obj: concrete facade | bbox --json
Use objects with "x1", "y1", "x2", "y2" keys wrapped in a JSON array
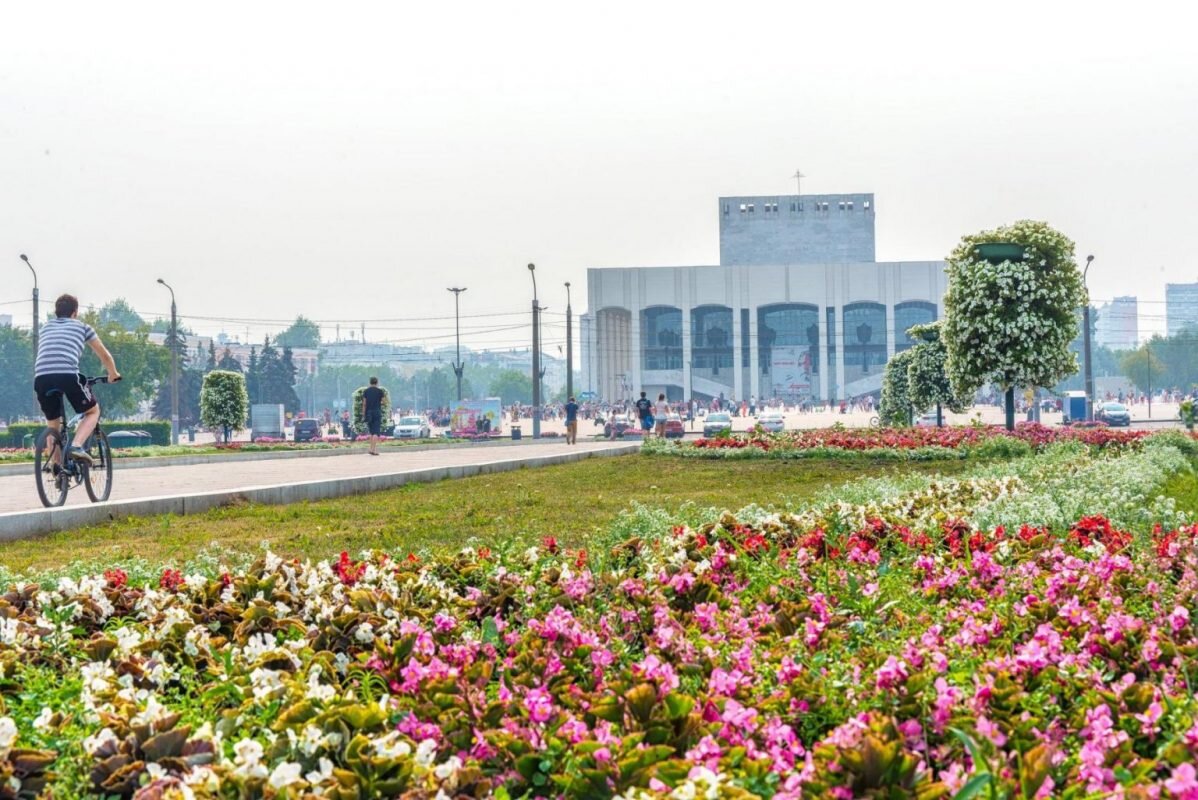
[
  {"x1": 1166, "y1": 282, "x2": 1198, "y2": 336},
  {"x1": 719, "y1": 193, "x2": 876, "y2": 266}
]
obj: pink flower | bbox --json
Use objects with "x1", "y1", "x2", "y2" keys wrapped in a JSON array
[
  {"x1": 524, "y1": 687, "x2": 556, "y2": 724},
  {"x1": 1170, "y1": 605, "x2": 1191, "y2": 634},
  {"x1": 874, "y1": 656, "x2": 909, "y2": 691},
  {"x1": 1166, "y1": 763, "x2": 1198, "y2": 799}
]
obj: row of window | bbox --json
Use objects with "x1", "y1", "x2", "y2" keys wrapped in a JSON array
[{"x1": 726, "y1": 199, "x2": 873, "y2": 215}]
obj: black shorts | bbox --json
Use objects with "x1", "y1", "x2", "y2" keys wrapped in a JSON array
[
  {"x1": 34, "y1": 373, "x2": 97, "y2": 420},
  {"x1": 365, "y1": 410, "x2": 382, "y2": 435}
]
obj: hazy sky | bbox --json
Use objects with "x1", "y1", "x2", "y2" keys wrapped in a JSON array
[{"x1": 4, "y1": 0, "x2": 1195, "y2": 351}]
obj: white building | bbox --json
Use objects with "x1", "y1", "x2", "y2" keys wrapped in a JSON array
[
  {"x1": 581, "y1": 193, "x2": 947, "y2": 403},
  {"x1": 1094, "y1": 296, "x2": 1139, "y2": 350}
]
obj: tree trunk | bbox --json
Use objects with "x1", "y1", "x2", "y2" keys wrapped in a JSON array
[
  {"x1": 936, "y1": 403, "x2": 943, "y2": 428},
  {"x1": 1005, "y1": 387, "x2": 1016, "y2": 431}
]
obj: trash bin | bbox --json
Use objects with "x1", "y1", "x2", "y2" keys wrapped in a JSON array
[
  {"x1": 22, "y1": 433, "x2": 34, "y2": 449},
  {"x1": 511, "y1": 425, "x2": 522, "y2": 441},
  {"x1": 187, "y1": 428, "x2": 195, "y2": 443}
]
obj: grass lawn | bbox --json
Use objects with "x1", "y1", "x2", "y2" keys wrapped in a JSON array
[{"x1": 0, "y1": 455, "x2": 965, "y2": 574}]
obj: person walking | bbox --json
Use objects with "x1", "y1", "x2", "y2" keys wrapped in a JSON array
[
  {"x1": 565, "y1": 395, "x2": 579, "y2": 444},
  {"x1": 635, "y1": 391, "x2": 653, "y2": 434},
  {"x1": 654, "y1": 393, "x2": 669, "y2": 438},
  {"x1": 361, "y1": 376, "x2": 385, "y2": 456}
]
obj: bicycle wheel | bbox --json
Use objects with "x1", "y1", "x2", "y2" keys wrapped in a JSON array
[
  {"x1": 84, "y1": 429, "x2": 113, "y2": 503},
  {"x1": 34, "y1": 428, "x2": 69, "y2": 508}
]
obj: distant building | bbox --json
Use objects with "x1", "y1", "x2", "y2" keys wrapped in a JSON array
[
  {"x1": 0, "y1": 314, "x2": 12, "y2": 328},
  {"x1": 582, "y1": 192, "x2": 945, "y2": 403},
  {"x1": 1094, "y1": 296, "x2": 1138, "y2": 350},
  {"x1": 1166, "y1": 282, "x2": 1198, "y2": 336}
]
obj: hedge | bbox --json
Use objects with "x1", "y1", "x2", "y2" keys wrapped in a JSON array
[{"x1": 3, "y1": 420, "x2": 174, "y2": 447}]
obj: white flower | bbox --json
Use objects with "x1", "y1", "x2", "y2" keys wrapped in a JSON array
[
  {"x1": 249, "y1": 667, "x2": 285, "y2": 702},
  {"x1": 433, "y1": 755, "x2": 463, "y2": 781},
  {"x1": 31, "y1": 707, "x2": 54, "y2": 732},
  {"x1": 354, "y1": 622, "x2": 375, "y2": 644},
  {"x1": 414, "y1": 737, "x2": 438, "y2": 767},
  {"x1": 373, "y1": 731, "x2": 412, "y2": 760},
  {"x1": 82, "y1": 727, "x2": 119, "y2": 756},
  {"x1": 305, "y1": 666, "x2": 336, "y2": 702},
  {"x1": 0, "y1": 717, "x2": 18, "y2": 756},
  {"x1": 233, "y1": 738, "x2": 268, "y2": 779},
  {"x1": 305, "y1": 757, "x2": 335, "y2": 785},
  {"x1": 268, "y1": 761, "x2": 305, "y2": 789}
]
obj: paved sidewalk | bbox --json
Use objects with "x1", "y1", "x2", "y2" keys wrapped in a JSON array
[{"x1": 0, "y1": 440, "x2": 631, "y2": 515}]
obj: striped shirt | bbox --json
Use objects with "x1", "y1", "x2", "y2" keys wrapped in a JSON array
[{"x1": 35, "y1": 317, "x2": 97, "y2": 377}]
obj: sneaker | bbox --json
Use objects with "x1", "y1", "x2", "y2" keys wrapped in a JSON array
[{"x1": 67, "y1": 446, "x2": 94, "y2": 466}]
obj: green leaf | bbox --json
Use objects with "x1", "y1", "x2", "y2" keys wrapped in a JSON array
[
  {"x1": 949, "y1": 727, "x2": 989, "y2": 775},
  {"x1": 663, "y1": 693, "x2": 695, "y2": 720},
  {"x1": 952, "y1": 774, "x2": 993, "y2": 800},
  {"x1": 481, "y1": 616, "x2": 501, "y2": 646}
]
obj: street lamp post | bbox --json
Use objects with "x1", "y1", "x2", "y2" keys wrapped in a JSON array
[
  {"x1": 157, "y1": 279, "x2": 180, "y2": 445},
  {"x1": 564, "y1": 281, "x2": 573, "y2": 402},
  {"x1": 447, "y1": 287, "x2": 467, "y2": 402},
  {"x1": 1082, "y1": 255, "x2": 1095, "y2": 421},
  {"x1": 528, "y1": 263, "x2": 541, "y2": 438},
  {"x1": 18, "y1": 255, "x2": 39, "y2": 356}
]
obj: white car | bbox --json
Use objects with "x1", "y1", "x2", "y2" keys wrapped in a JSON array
[
  {"x1": 914, "y1": 411, "x2": 941, "y2": 427},
  {"x1": 755, "y1": 411, "x2": 785, "y2": 432},
  {"x1": 393, "y1": 415, "x2": 431, "y2": 439}
]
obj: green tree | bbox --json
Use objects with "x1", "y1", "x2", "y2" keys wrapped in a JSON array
[
  {"x1": 0, "y1": 325, "x2": 34, "y2": 422},
  {"x1": 79, "y1": 311, "x2": 168, "y2": 417},
  {"x1": 1119, "y1": 345, "x2": 1165, "y2": 393},
  {"x1": 98, "y1": 298, "x2": 146, "y2": 331},
  {"x1": 246, "y1": 347, "x2": 259, "y2": 403},
  {"x1": 488, "y1": 370, "x2": 533, "y2": 405},
  {"x1": 942, "y1": 221, "x2": 1086, "y2": 430},
  {"x1": 152, "y1": 368, "x2": 203, "y2": 428},
  {"x1": 879, "y1": 348, "x2": 916, "y2": 427},
  {"x1": 275, "y1": 316, "x2": 321, "y2": 348},
  {"x1": 217, "y1": 347, "x2": 242, "y2": 372},
  {"x1": 905, "y1": 322, "x2": 968, "y2": 425},
  {"x1": 205, "y1": 340, "x2": 217, "y2": 372},
  {"x1": 200, "y1": 370, "x2": 249, "y2": 443}
]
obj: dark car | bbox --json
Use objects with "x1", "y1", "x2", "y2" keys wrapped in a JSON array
[
  {"x1": 1096, "y1": 402, "x2": 1131, "y2": 427},
  {"x1": 293, "y1": 418, "x2": 323, "y2": 442}
]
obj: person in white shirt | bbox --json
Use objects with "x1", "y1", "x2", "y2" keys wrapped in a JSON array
[{"x1": 654, "y1": 393, "x2": 669, "y2": 438}]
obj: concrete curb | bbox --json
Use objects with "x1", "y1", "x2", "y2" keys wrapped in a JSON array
[
  {"x1": 0, "y1": 443, "x2": 641, "y2": 542},
  {"x1": 0, "y1": 435, "x2": 617, "y2": 478}
]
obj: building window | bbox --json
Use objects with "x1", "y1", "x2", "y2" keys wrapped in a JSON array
[
  {"x1": 724, "y1": 204, "x2": 730, "y2": 216},
  {"x1": 748, "y1": 204, "x2": 755, "y2": 213},
  {"x1": 740, "y1": 203, "x2": 747, "y2": 213},
  {"x1": 846, "y1": 201, "x2": 854, "y2": 210},
  {"x1": 894, "y1": 301, "x2": 938, "y2": 351},
  {"x1": 798, "y1": 202, "x2": 804, "y2": 212},
  {"x1": 789, "y1": 202, "x2": 796, "y2": 212},
  {"x1": 741, "y1": 308, "x2": 750, "y2": 368},
  {"x1": 863, "y1": 200, "x2": 871, "y2": 210}
]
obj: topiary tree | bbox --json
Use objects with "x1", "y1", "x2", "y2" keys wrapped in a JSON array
[
  {"x1": 905, "y1": 321, "x2": 968, "y2": 427},
  {"x1": 879, "y1": 348, "x2": 917, "y2": 427},
  {"x1": 352, "y1": 385, "x2": 391, "y2": 436},
  {"x1": 200, "y1": 370, "x2": 249, "y2": 444},
  {"x1": 942, "y1": 220, "x2": 1086, "y2": 430}
]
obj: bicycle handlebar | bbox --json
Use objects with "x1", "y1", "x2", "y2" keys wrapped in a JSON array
[{"x1": 85, "y1": 375, "x2": 122, "y2": 386}]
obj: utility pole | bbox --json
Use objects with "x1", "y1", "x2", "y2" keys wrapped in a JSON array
[
  {"x1": 528, "y1": 263, "x2": 541, "y2": 438},
  {"x1": 564, "y1": 281, "x2": 573, "y2": 401},
  {"x1": 157, "y1": 279, "x2": 180, "y2": 445},
  {"x1": 1082, "y1": 255, "x2": 1095, "y2": 421},
  {"x1": 792, "y1": 168, "x2": 805, "y2": 196},
  {"x1": 18, "y1": 256, "x2": 39, "y2": 414},
  {"x1": 447, "y1": 287, "x2": 467, "y2": 401}
]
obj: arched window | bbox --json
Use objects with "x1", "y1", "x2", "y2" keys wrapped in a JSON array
[
  {"x1": 641, "y1": 306, "x2": 683, "y2": 370},
  {"x1": 894, "y1": 301, "x2": 938, "y2": 351},
  {"x1": 842, "y1": 302, "x2": 887, "y2": 383},
  {"x1": 757, "y1": 303, "x2": 820, "y2": 377},
  {"x1": 692, "y1": 305, "x2": 733, "y2": 375}
]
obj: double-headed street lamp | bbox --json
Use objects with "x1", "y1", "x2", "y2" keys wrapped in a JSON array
[
  {"x1": 447, "y1": 287, "x2": 467, "y2": 402},
  {"x1": 18, "y1": 255, "x2": 39, "y2": 354},
  {"x1": 1082, "y1": 254, "x2": 1095, "y2": 421},
  {"x1": 157, "y1": 279, "x2": 180, "y2": 445},
  {"x1": 564, "y1": 281, "x2": 573, "y2": 402}
]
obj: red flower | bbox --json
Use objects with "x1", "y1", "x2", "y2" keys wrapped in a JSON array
[
  {"x1": 159, "y1": 569, "x2": 184, "y2": 591},
  {"x1": 103, "y1": 568, "x2": 127, "y2": 589},
  {"x1": 335, "y1": 551, "x2": 366, "y2": 586},
  {"x1": 542, "y1": 536, "x2": 559, "y2": 555}
]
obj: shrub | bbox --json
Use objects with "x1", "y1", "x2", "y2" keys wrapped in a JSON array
[{"x1": 200, "y1": 370, "x2": 249, "y2": 444}]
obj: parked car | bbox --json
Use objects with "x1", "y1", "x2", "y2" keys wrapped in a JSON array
[
  {"x1": 394, "y1": 415, "x2": 431, "y2": 439},
  {"x1": 1096, "y1": 402, "x2": 1131, "y2": 427},
  {"x1": 292, "y1": 418, "x2": 323, "y2": 442},
  {"x1": 703, "y1": 412, "x2": 733, "y2": 438},
  {"x1": 914, "y1": 410, "x2": 941, "y2": 427},
  {"x1": 663, "y1": 413, "x2": 685, "y2": 439},
  {"x1": 755, "y1": 410, "x2": 785, "y2": 433}
]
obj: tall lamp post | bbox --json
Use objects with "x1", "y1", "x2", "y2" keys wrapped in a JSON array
[
  {"x1": 564, "y1": 281, "x2": 573, "y2": 401},
  {"x1": 157, "y1": 279, "x2": 180, "y2": 445},
  {"x1": 528, "y1": 263, "x2": 541, "y2": 438},
  {"x1": 1082, "y1": 254, "x2": 1095, "y2": 421},
  {"x1": 447, "y1": 287, "x2": 467, "y2": 402},
  {"x1": 18, "y1": 255, "x2": 39, "y2": 355}
]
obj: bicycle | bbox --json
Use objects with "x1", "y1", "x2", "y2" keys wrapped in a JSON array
[{"x1": 33, "y1": 375, "x2": 118, "y2": 508}]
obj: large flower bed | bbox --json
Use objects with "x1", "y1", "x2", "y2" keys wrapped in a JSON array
[
  {"x1": 645, "y1": 423, "x2": 1168, "y2": 461},
  {"x1": 1, "y1": 443, "x2": 1197, "y2": 798}
]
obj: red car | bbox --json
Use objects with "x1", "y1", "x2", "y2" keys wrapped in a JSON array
[{"x1": 663, "y1": 414, "x2": 685, "y2": 439}]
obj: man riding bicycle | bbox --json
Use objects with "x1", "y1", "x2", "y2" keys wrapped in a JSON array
[{"x1": 34, "y1": 294, "x2": 120, "y2": 466}]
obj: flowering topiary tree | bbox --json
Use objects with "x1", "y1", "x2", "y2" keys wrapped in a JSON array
[
  {"x1": 906, "y1": 322, "x2": 968, "y2": 426},
  {"x1": 200, "y1": 370, "x2": 249, "y2": 444},
  {"x1": 942, "y1": 220, "x2": 1086, "y2": 430},
  {"x1": 879, "y1": 348, "x2": 916, "y2": 427}
]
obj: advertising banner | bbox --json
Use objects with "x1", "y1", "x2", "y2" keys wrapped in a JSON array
[
  {"x1": 770, "y1": 346, "x2": 814, "y2": 400},
  {"x1": 450, "y1": 397, "x2": 503, "y2": 436}
]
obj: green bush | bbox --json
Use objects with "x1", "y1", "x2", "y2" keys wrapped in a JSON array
[
  {"x1": 966, "y1": 435, "x2": 1034, "y2": 460},
  {"x1": 3, "y1": 420, "x2": 173, "y2": 447}
]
